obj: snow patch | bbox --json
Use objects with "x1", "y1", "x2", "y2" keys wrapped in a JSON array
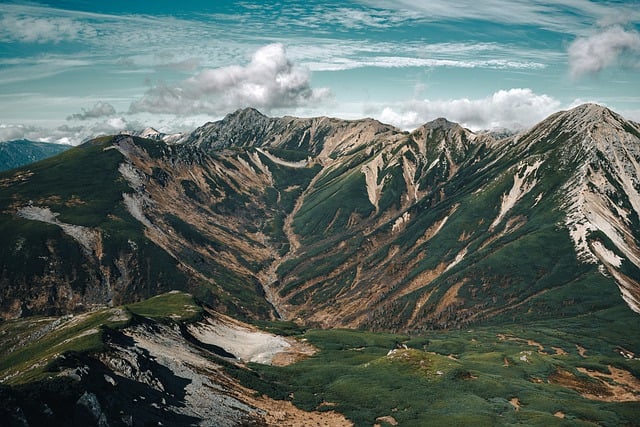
[{"x1": 445, "y1": 247, "x2": 468, "y2": 272}]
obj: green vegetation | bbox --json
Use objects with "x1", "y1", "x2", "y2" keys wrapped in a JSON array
[
  {"x1": 1, "y1": 292, "x2": 639, "y2": 426},
  {"x1": 236, "y1": 308, "x2": 640, "y2": 426},
  {"x1": 0, "y1": 292, "x2": 200, "y2": 385},
  {"x1": 125, "y1": 291, "x2": 202, "y2": 321},
  {"x1": 0, "y1": 310, "x2": 127, "y2": 385}
]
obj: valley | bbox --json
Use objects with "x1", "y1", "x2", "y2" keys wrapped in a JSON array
[{"x1": 1, "y1": 104, "x2": 639, "y2": 425}]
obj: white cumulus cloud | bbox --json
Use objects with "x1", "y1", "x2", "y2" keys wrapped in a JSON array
[
  {"x1": 130, "y1": 43, "x2": 330, "y2": 115},
  {"x1": 376, "y1": 88, "x2": 561, "y2": 130},
  {"x1": 569, "y1": 26, "x2": 640, "y2": 78}
]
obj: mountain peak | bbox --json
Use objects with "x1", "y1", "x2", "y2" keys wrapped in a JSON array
[
  {"x1": 422, "y1": 117, "x2": 464, "y2": 131},
  {"x1": 558, "y1": 103, "x2": 625, "y2": 129},
  {"x1": 223, "y1": 107, "x2": 267, "y2": 121}
]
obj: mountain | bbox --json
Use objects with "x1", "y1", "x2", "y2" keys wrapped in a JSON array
[
  {"x1": 1, "y1": 105, "x2": 639, "y2": 328},
  {"x1": 1, "y1": 104, "x2": 640, "y2": 425},
  {"x1": 0, "y1": 140, "x2": 71, "y2": 172}
]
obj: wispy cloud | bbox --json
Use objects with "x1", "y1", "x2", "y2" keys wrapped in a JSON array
[
  {"x1": 358, "y1": 0, "x2": 639, "y2": 34},
  {"x1": 569, "y1": 26, "x2": 640, "y2": 78},
  {"x1": 374, "y1": 88, "x2": 561, "y2": 130},
  {"x1": 305, "y1": 56, "x2": 545, "y2": 72},
  {"x1": 129, "y1": 44, "x2": 330, "y2": 115},
  {"x1": 0, "y1": 13, "x2": 96, "y2": 43}
]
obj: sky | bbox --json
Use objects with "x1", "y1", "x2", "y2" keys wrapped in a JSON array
[{"x1": 1, "y1": 0, "x2": 639, "y2": 145}]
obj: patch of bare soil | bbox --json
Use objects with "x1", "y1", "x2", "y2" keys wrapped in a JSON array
[
  {"x1": 554, "y1": 411, "x2": 565, "y2": 418},
  {"x1": 496, "y1": 334, "x2": 547, "y2": 354},
  {"x1": 576, "y1": 366, "x2": 640, "y2": 402},
  {"x1": 248, "y1": 395, "x2": 353, "y2": 427},
  {"x1": 271, "y1": 339, "x2": 316, "y2": 367},
  {"x1": 549, "y1": 366, "x2": 640, "y2": 402},
  {"x1": 576, "y1": 345, "x2": 588, "y2": 358},
  {"x1": 432, "y1": 280, "x2": 466, "y2": 318},
  {"x1": 375, "y1": 415, "x2": 399, "y2": 426},
  {"x1": 552, "y1": 346, "x2": 568, "y2": 356},
  {"x1": 509, "y1": 397, "x2": 521, "y2": 411}
]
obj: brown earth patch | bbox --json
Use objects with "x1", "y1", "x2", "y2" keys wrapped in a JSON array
[
  {"x1": 548, "y1": 368, "x2": 610, "y2": 398},
  {"x1": 576, "y1": 366, "x2": 640, "y2": 402},
  {"x1": 552, "y1": 346, "x2": 568, "y2": 356},
  {"x1": 432, "y1": 280, "x2": 466, "y2": 318},
  {"x1": 271, "y1": 339, "x2": 317, "y2": 367},
  {"x1": 375, "y1": 415, "x2": 399, "y2": 426},
  {"x1": 396, "y1": 262, "x2": 447, "y2": 299},
  {"x1": 509, "y1": 397, "x2": 521, "y2": 411},
  {"x1": 496, "y1": 334, "x2": 548, "y2": 354},
  {"x1": 549, "y1": 366, "x2": 640, "y2": 402},
  {"x1": 554, "y1": 411, "x2": 565, "y2": 419},
  {"x1": 245, "y1": 394, "x2": 353, "y2": 427},
  {"x1": 576, "y1": 345, "x2": 588, "y2": 358},
  {"x1": 458, "y1": 230, "x2": 473, "y2": 242}
]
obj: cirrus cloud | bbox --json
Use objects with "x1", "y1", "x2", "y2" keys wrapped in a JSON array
[
  {"x1": 129, "y1": 44, "x2": 330, "y2": 115},
  {"x1": 0, "y1": 14, "x2": 96, "y2": 43},
  {"x1": 376, "y1": 88, "x2": 561, "y2": 130}
]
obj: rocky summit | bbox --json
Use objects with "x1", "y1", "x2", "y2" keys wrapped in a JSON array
[{"x1": 1, "y1": 104, "x2": 639, "y2": 426}]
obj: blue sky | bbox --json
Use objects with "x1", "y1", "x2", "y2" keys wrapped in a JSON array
[{"x1": 1, "y1": 0, "x2": 639, "y2": 144}]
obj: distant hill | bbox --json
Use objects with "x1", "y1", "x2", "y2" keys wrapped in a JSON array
[{"x1": 0, "y1": 140, "x2": 71, "y2": 171}]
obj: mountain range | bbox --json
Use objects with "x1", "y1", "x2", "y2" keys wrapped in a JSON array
[
  {"x1": 0, "y1": 140, "x2": 70, "y2": 172},
  {"x1": 0, "y1": 104, "x2": 639, "y2": 426}
]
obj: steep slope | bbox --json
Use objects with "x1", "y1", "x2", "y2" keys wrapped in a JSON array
[
  {"x1": 0, "y1": 140, "x2": 71, "y2": 172},
  {"x1": 260, "y1": 105, "x2": 640, "y2": 331},
  {"x1": 0, "y1": 134, "x2": 316, "y2": 319}
]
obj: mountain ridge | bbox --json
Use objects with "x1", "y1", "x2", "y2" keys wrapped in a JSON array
[{"x1": 0, "y1": 104, "x2": 638, "y2": 330}]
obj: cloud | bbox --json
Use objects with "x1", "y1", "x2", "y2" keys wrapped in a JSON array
[
  {"x1": 129, "y1": 44, "x2": 330, "y2": 115},
  {"x1": 358, "y1": 0, "x2": 639, "y2": 33},
  {"x1": 305, "y1": 56, "x2": 545, "y2": 72},
  {"x1": 375, "y1": 88, "x2": 561, "y2": 130},
  {"x1": 0, "y1": 116, "x2": 145, "y2": 145},
  {"x1": 67, "y1": 101, "x2": 117, "y2": 120},
  {"x1": 568, "y1": 26, "x2": 640, "y2": 78},
  {"x1": 0, "y1": 14, "x2": 96, "y2": 43}
]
